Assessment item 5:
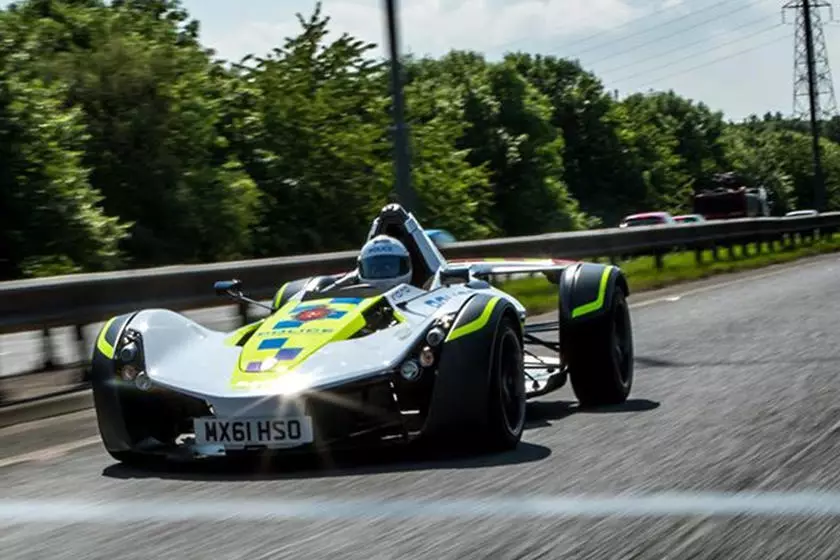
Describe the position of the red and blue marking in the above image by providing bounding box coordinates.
[243,298,364,372]
[272,298,363,329]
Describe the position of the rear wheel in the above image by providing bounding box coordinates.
[561,287,633,407]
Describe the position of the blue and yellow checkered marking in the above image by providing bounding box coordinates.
[256,337,303,362]
[233,296,380,385]
[258,338,287,350]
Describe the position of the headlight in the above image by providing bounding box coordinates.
[426,327,446,347]
[135,371,152,391]
[118,342,138,363]
[114,329,147,386]
[118,364,140,381]
[418,347,435,368]
[400,359,421,381]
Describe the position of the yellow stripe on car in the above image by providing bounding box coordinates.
[96,317,117,358]
[272,282,290,309]
[571,266,613,319]
[446,296,501,342]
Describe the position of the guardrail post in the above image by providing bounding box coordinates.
[654,252,664,270]
[694,248,703,266]
[42,328,55,370]
[76,324,90,382]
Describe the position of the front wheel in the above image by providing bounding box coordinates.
[561,287,634,407]
[483,317,527,451]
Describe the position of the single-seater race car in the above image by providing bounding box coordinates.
[91,204,634,465]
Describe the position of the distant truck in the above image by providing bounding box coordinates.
[692,172,769,219]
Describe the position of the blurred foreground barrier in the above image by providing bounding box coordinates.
[1,212,839,403]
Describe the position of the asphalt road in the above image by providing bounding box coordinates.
[2,254,840,558]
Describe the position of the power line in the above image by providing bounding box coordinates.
[489,0,754,58]
[574,0,776,66]
[487,0,692,53]
[565,0,772,60]
[629,30,791,89]
[556,0,720,49]
[598,13,778,77]
[608,21,784,84]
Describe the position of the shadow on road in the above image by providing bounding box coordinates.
[636,355,840,368]
[100,398,659,482]
[101,440,552,482]
[525,398,660,429]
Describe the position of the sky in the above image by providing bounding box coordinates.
[183,1,838,121]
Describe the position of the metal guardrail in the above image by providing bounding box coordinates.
[1,212,839,404]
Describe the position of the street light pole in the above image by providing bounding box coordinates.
[383,0,416,212]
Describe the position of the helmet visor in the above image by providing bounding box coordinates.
[360,255,411,279]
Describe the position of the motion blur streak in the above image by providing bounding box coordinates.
[2,492,840,523]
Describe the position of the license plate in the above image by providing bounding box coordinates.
[193,417,313,448]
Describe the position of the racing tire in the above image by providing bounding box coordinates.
[482,315,527,451]
[561,286,633,407]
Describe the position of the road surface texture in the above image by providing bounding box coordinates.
[2,253,840,559]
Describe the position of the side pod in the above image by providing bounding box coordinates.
[559,262,629,324]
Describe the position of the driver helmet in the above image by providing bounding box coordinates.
[358,235,412,291]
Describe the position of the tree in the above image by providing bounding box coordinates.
[3,0,259,266]
[407,51,589,235]
[0,63,127,279]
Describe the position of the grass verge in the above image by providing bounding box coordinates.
[498,236,840,315]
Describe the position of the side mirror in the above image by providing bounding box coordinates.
[439,266,470,284]
[214,279,242,296]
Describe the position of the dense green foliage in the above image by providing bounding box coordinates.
[1,0,839,280]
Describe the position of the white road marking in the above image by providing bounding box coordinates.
[1,492,840,523]
[0,436,101,469]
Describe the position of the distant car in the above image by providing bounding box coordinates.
[673,214,706,224]
[785,209,818,217]
[425,229,457,247]
[619,212,675,228]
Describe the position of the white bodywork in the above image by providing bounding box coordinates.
[132,281,512,418]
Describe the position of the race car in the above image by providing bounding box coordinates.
[90,203,634,465]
